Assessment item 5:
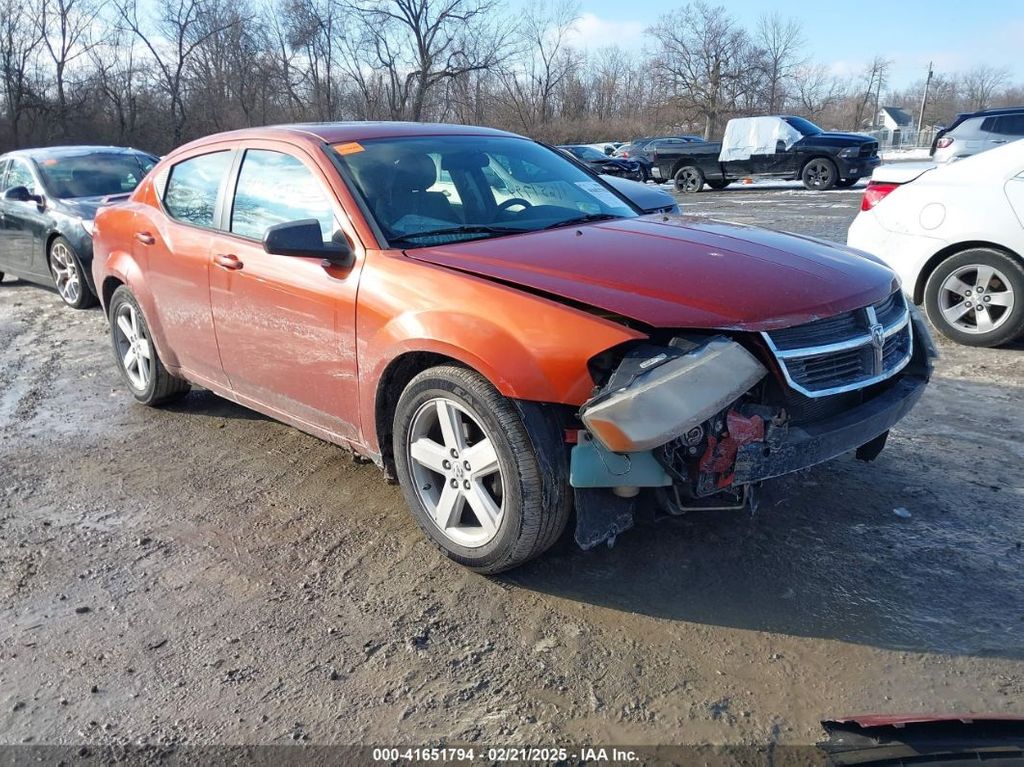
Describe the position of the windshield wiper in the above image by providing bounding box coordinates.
[543,213,621,230]
[389,224,525,246]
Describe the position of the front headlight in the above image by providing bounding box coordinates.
[580,337,768,453]
[80,219,95,236]
[839,146,861,158]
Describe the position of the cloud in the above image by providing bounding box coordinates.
[565,12,646,51]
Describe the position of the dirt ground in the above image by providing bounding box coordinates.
[1,185,1023,752]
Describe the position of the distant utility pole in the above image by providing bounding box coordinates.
[918,61,934,131]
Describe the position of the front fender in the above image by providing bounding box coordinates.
[356,253,645,451]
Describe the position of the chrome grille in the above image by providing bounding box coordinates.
[763,292,913,398]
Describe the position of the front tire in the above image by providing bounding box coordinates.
[673,165,705,193]
[801,158,838,190]
[49,236,96,309]
[924,248,1024,347]
[392,365,570,574]
[108,286,190,405]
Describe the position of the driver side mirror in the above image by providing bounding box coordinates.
[775,140,787,153]
[263,219,354,268]
[3,185,42,205]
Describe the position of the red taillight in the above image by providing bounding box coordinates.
[861,181,899,211]
[936,137,953,149]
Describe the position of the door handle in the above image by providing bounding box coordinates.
[213,253,243,270]
[134,231,155,245]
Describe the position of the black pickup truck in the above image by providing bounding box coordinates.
[649,116,880,192]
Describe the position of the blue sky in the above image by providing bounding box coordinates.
[573,1,1024,89]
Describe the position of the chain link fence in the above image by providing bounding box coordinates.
[861,127,940,149]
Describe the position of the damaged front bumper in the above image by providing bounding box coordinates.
[569,312,935,549]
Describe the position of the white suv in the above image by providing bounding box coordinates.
[932,108,1024,163]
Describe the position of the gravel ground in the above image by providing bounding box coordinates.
[1,185,1023,752]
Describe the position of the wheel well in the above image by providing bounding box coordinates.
[44,232,62,261]
[799,155,836,175]
[670,158,699,177]
[373,351,465,476]
[101,276,125,314]
[913,241,1021,305]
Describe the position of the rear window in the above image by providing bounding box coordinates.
[163,151,233,228]
[36,152,156,199]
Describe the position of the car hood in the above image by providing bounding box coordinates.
[802,132,876,147]
[56,193,132,221]
[405,216,898,331]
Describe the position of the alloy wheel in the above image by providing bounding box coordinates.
[675,167,702,193]
[50,242,81,305]
[938,264,1015,335]
[407,397,505,548]
[805,160,834,189]
[113,302,153,391]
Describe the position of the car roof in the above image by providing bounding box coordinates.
[171,122,522,156]
[1,145,153,161]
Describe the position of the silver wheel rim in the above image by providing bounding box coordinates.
[407,397,505,548]
[50,242,81,304]
[806,160,833,188]
[676,168,701,192]
[113,303,152,391]
[938,264,1015,335]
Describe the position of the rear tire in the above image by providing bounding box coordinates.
[924,248,1024,347]
[108,286,190,405]
[801,158,838,190]
[673,165,705,193]
[392,365,571,574]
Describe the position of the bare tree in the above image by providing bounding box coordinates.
[754,12,804,113]
[962,64,1010,111]
[648,2,750,139]
[791,62,845,123]
[349,0,514,121]
[39,0,100,137]
[852,55,891,129]
[115,0,238,143]
[0,0,43,145]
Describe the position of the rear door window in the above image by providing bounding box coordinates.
[991,115,1024,136]
[163,151,233,228]
[230,149,337,242]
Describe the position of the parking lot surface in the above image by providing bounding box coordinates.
[2,184,1023,748]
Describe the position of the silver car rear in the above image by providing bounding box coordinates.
[933,111,1024,163]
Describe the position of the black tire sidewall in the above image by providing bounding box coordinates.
[49,236,95,309]
[924,248,1024,347]
[392,369,537,572]
[108,286,159,403]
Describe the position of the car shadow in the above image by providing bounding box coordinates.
[163,388,271,422]
[503,378,1024,661]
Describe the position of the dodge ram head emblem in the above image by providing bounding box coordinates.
[870,322,885,373]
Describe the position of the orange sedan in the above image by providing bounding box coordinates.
[92,123,933,572]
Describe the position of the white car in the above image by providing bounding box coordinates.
[848,140,1024,347]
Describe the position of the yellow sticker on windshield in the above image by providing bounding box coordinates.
[334,142,365,155]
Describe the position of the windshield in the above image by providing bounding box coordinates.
[331,136,637,248]
[35,152,157,199]
[783,117,824,137]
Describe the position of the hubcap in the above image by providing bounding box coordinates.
[113,303,152,390]
[50,243,80,304]
[938,264,1014,335]
[407,397,504,548]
